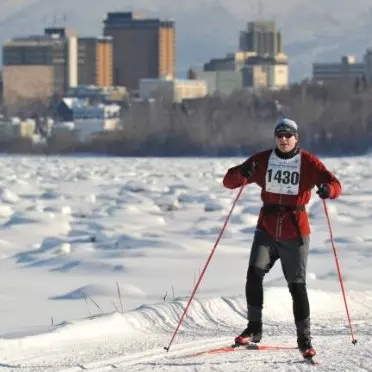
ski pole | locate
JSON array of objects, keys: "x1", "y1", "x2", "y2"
[
  {"x1": 322, "y1": 199, "x2": 357, "y2": 345},
  {"x1": 164, "y1": 185, "x2": 245, "y2": 352}
]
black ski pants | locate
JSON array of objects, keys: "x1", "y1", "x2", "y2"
[{"x1": 246, "y1": 230, "x2": 310, "y2": 323}]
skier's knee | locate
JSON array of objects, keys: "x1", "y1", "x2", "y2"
[
  {"x1": 288, "y1": 283, "x2": 308, "y2": 308},
  {"x1": 288, "y1": 282, "x2": 307, "y2": 297},
  {"x1": 247, "y1": 266, "x2": 265, "y2": 283}
]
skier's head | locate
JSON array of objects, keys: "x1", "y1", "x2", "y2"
[{"x1": 274, "y1": 118, "x2": 298, "y2": 153}]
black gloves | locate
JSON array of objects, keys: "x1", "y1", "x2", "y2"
[
  {"x1": 240, "y1": 161, "x2": 256, "y2": 179},
  {"x1": 317, "y1": 184, "x2": 331, "y2": 199}
]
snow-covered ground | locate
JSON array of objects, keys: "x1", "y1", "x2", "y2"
[{"x1": 0, "y1": 154, "x2": 369, "y2": 371}]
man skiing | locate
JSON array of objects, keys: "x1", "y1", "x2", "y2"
[{"x1": 223, "y1": 118, "x2": 342, "y2": 359}]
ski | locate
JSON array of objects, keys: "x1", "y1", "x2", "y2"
[
  {"x1": 182, "y1": 342, "x2": 298, "y2": 358},
  {"x1": 179, "y1": 342, "x2": 319, "y2": 366}
]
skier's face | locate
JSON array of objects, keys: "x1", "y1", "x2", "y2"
[{"x1": 275, "y1": 132, "x2": 297, "y2": 152}]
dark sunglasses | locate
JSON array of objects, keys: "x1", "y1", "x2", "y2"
[{"x1": 275, "y1": 132, "x2": 294, "y2": 139}]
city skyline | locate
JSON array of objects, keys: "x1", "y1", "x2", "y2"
[
  {"x1": 1, "y1": 14, "x2": 290, "y2": 108},
  {"x1": 0, "y1": 0, "x2": 371, "y2": 82},
  {"x1": 3, "y1": 9, "x2": 371, "y2": 108}
]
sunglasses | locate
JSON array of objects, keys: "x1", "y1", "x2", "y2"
[{"x1": 275, "y1": 132, "x2": 294, "y2": 139}]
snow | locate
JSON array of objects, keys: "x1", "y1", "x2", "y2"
[{"x1": 0, "y1": 154, "x2": 369, "y2": 371}]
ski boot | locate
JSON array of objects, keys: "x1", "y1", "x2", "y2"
[
  {"x1": 298, "y1": 336, "x2": 316, "y2": 360},
  {"x1": 234, "y1": 320, "x2": 262, "y2": 346}
]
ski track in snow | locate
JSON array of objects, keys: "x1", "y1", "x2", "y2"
[{"x1": 0, "y1": 292, "x2": 371, "y2": 372}]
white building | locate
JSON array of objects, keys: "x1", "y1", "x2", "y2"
[
  {"x1": 244, "y1": 53, "x2": 289, "y2": 90},
  {"x1": 55, "y1": 98, "x2": 121, "y2": 142},
  {"x1": 312, "y1": 55, "x2": 365, "y2": 83},
  {"x1": 265, "y1": 64, "x2": 288, "y2": 89},
  {"x1": 197, "y1": 51, "x2": 288, "y2": 93},
  {"x1": 139, "y1": 78, "x2": 207, "y2": 103},
  {"x1": 195, "y1": 71, "x2": 243, "y2": 95},
  {"x1": 242, "y1": 66, "x2": 267, "y2": 89}
]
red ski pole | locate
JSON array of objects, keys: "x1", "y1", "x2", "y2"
[
  {"x1": 164, "y1": 185, "x2": 245, "y2": 352},
  {"x1": 322, "y1": 199, "x2": 357, "y2": 345}
]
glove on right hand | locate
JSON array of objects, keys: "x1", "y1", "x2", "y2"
[{"x1": 240, "y1": 161, "x2": 256, "y2": 179}]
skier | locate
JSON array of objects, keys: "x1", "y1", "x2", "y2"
[{"x1": 223, "y1": 118, "x2": 342, "y2": 359}]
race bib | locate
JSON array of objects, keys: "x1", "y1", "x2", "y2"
[{"x1": 265, "y1": 151, "x2": 301, "y2": 195}]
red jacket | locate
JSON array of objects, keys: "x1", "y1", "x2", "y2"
[{"x1": 223, "y1": 149, "x2": 342, "y2": 240}]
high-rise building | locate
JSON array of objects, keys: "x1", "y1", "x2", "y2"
[
  {"x1": 3, "y1": 28, "x2": 114, "y2": 111},
  {"x1": 2, "y1": 27, "x2": 78, "y2": 109},
  {"x1": 78, "y1": 37, "x2": 113, "y2": 87},
  {"x1": 199, "y1": 20, "x2": 288, "y2": 91},
  {"x1": 103, "y1": 11, "x2": 175, "y2": 90},
  {"x1": 239, "y1": 20, "x2": 282, "y2": 56}
]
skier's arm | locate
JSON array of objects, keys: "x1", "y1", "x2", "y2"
[
  {"x1": 309, "y1": 155, "x2": 342, "y2": 199},
  {"x1": 223, "y1": 158, "x2": 257, "y2": 189}
]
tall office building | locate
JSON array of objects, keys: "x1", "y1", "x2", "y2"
[
  {"x1": 2, "y1": 27, "x2": 77, "y2": 108},
  {"x1": 78, "y1": 37, "x2": 113, "y2": 87},
  {"x1": 103, "y1": 12, "x2": 175, "y2": 90},
  {"x1": 239, "y1": 20, "x2": 282, "y2": 56}
]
